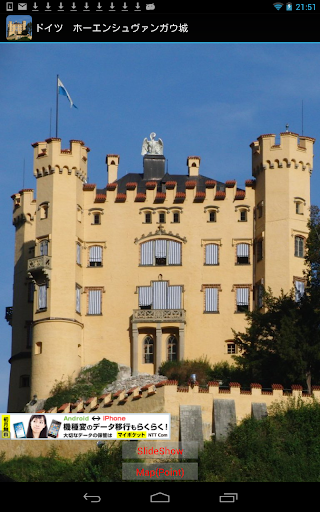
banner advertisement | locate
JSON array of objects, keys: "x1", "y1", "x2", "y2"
[{"x1": 0, "y1": 413, "x2": 170, "y2": 440}]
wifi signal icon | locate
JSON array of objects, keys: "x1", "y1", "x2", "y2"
[{"x1": 273, "y1": 2, "x2": 284, "y2": 9}]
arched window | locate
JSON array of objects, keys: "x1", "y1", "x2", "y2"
[
  {"x1": 167, "y1": 335, "x2": 178, "y2": 361},
  {"x1": 92, "y1": 213, "x2": 101, "y2": 225},
  {"x1": 145, "y1": 211, "x2": 152, "y2": 224},
  {"x1": 294, "y1": 278, "x2": 305, "y2": 302},
  {"x1": 158, "y1": 211, "x2": 166, "y2": 224},
  {"x1": 205, "y1": 243, "x2": 219, "y2": 265},
  {"x1": 89, "y1": 245, "x2": 102, "y2": 267},
  {"x1": 172, "y1": 211, "x2": 180, "y2": 223},
  {"x1": 209, "y1": 210, "x2": 216, "y2": 222},
  {"x1": 235, "y1": 286, "x2": 250, "y2": 312},
  {"x1": 205, "y1": 206, "x2": 219, "y2": 223},
  {"x1": 89, "y1": 208, "x2": 104, "y2": 225},
  {"x1": 236, "y1": 243, "x2": 250, "y2": 264},
  {"x1": 39, "y1": 202, "x2": 49, "y2": 219},
  {"x1": 239, "y1": 209, "x2": 247, "y2": 222},
  {"x1": 203, "y1": 285, "x2": 219, "y2": 312},
  {"x1": 294, "y1": 236, "x2": 304, "y2": 258},
  {"x1": 294, "y1": 197, "x2": 305, "y2": 215},
  {"x1": 143, "y1": 335, "x2": 154, "y2": 364},
  {"x1": 140, "y1": 239, "x2": 182, "y2": 266},
  {"x1": 76, "y1": 242, "x2": 81, "y2": 265},
  {"x1": 39, "y1": 239, "x2": 48, "y2": 256},
  {"x1": 38, "y1": 283, "x2": 47, "y2": 311}
]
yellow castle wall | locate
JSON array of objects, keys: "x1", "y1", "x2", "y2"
[{"x1": 7, "y1": 132, "x2": 314, "y2": 411}]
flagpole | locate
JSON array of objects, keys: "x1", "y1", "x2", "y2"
[{"x1": 56, "y1": 74, "x2": 59, "y2": 138}]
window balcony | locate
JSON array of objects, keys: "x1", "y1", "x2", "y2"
[
  {"x1": 27, "y1": 255, "x2": 51, "y2": 280},
  {"x1": 132, "y1": 309, "x2": 186, "y2": 323}
]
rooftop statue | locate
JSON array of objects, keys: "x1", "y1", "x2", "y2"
[{"x1": 141, "y1": 132, "x2": 164, "y2": 156}]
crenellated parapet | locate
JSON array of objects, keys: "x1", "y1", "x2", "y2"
[
  {"x1": 250, "y1": 131, "x2": 315, "y2": 177},
  {"x1": 31, "y1": 381, "x2": 320, "y2": 442},
  {"x1": 83, "y1": 176, "x2": 255, "y2": 205},
  {"x1": 32, "y1": 138, "x2": 90, "y2": 182},
  {"x1": 34, "y1": 381, "x2": 320, "y2": 413},
  {"x1": 11, "y1": 188, "x2": 36, "y2": 227}
]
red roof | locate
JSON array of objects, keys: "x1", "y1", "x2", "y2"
[
  {"x1": 215, "y1": 191, "x2": 226, "y2": 200},
  {"x1": 185, "y1": 180, "x2": 196, "y2": 189}
]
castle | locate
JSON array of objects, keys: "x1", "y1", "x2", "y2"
[
  {"x1": 7, "y1": 20, "x2": 30, "y2": 40},
  {"x1": 7, "y1": 131, "x2": 314, "y2": 412}
]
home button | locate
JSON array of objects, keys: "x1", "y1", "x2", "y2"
[{"x1": 150, "y1": 492, "x2": 170, "y2": 503}]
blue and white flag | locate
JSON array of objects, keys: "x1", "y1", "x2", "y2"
[{"x1": 58, "y1": 77, "x2": 78, "y2": 109}]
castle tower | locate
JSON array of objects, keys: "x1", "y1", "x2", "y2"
[
  {"x1": 8, "y1": 138, "x2": 89, "y2": 410},
  {"x1": 7, "y1": 21, "x2": 13, "y2": 37},
  {"x1": 251, "y1": 132, "x2": 315, "y2": 303},
  {"x1": 7, "y1": 189, "x2": 36, "y2": 411}
]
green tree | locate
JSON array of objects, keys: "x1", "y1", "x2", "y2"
[
  {"x1": 26, "y1": 22, "x2": 32, "y2": 35},
  {"x1": 305, "y1": 205, "x2": 320, "y2": 292},
  {"x1": 233, "y1": 205, "x2": 320, "y2": 392},
  {"x1": 233, "y1": 288, "x2": 320, "y2": 392}
]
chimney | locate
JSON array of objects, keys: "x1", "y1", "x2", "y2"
[
  {"x1": 143, "y1": 154, "x2": 166, "y2": 180},
  {"x1": 106, "y1": 154, "x2": 120, "y2": 184},
  {"x1": 187, "y1": 156, "x2": 201, "y2": 176}
]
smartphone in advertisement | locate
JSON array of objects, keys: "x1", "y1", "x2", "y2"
[
  {"x1": 13, "y1": 422, "x2": 26, "y2": 439},
  {"x1": 48, "y1": 420, "x2": 61, "y2": 438}
]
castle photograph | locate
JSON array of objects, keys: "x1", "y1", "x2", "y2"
[
  {"x1": 6, "y1": 17, "x2": 32, "y2": 41},
  {"x1": 7, "y1": 129, "x2": 314, "y2": 412},
  {"x1": 2, "y1": 43, "x2": 320, "y2": 417}
]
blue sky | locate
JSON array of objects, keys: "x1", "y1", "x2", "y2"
[{"x1": 1, "y1": 43, "x2": 320, "y2": 412}]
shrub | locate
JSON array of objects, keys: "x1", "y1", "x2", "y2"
[
  {"x1": 44, "y1": 358, "x2": 118, "y2": 410},
  {"x1": 0, "y1": 442, "x2": 123, "y2": 482},
  {"x1": 159, "y1": 357, "x2": 213, "y2": 385},
  {"x1": 199, "y1": 400, "x2": 320, "y2": 482},
  {"x1": 69, "y1": 442, "x2": 123, "y2": 482},
  {"x1": 159, "y1": 358, "x2": 251, "y2": 387},
  {"x1": 0, "y1": 451, "x2": 73, "y2": 482},
  {"x1": 208, "y1": 361, "x2": 252, "y2": 387}
]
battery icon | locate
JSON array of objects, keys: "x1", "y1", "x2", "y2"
[
  {"x1": 286, "y1": 2, "x2": 293, "y2": 9},
  {"x1": 219, "y1": 493, "x2": 239, "y2": 503}
]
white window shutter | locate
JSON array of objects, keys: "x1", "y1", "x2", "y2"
[
  {"x1": 152, "y1": 281, "x2": 168, "y2": 309},
  {"x1": 205, "y1": 244, "x2": 218, "y2": 265},
  {"x1": 88, "y1": 289, "x2": 101, "y2": 314},
  {"x1": 168, "y1": 241, "x2": 181, "y2": 265},
  {"x1": 138, "y1": 286, "x2": 152, "y2": 307},
  {"x1": 38, "y1": 284, "x2": 47, "y2": 309},
  {"x1": 205, "y1": 287, "x2": 218, "y2": 312},
  {"x1": 167, "y1": 286, "x2": 182, "y2": 309},
  {"x1": 141, "y1": 241, "x2": 153, "y2": 265}
]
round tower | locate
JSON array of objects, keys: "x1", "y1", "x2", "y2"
[
  {"x1": 7, "y1": 189, "x2": 36, "y2": 412},
  {"x1": 28, "y1": 138, "x2": 89, "y2": 402},
  {"x1": 251, "y1": 131, "x2": 315, "y2": 302}
]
